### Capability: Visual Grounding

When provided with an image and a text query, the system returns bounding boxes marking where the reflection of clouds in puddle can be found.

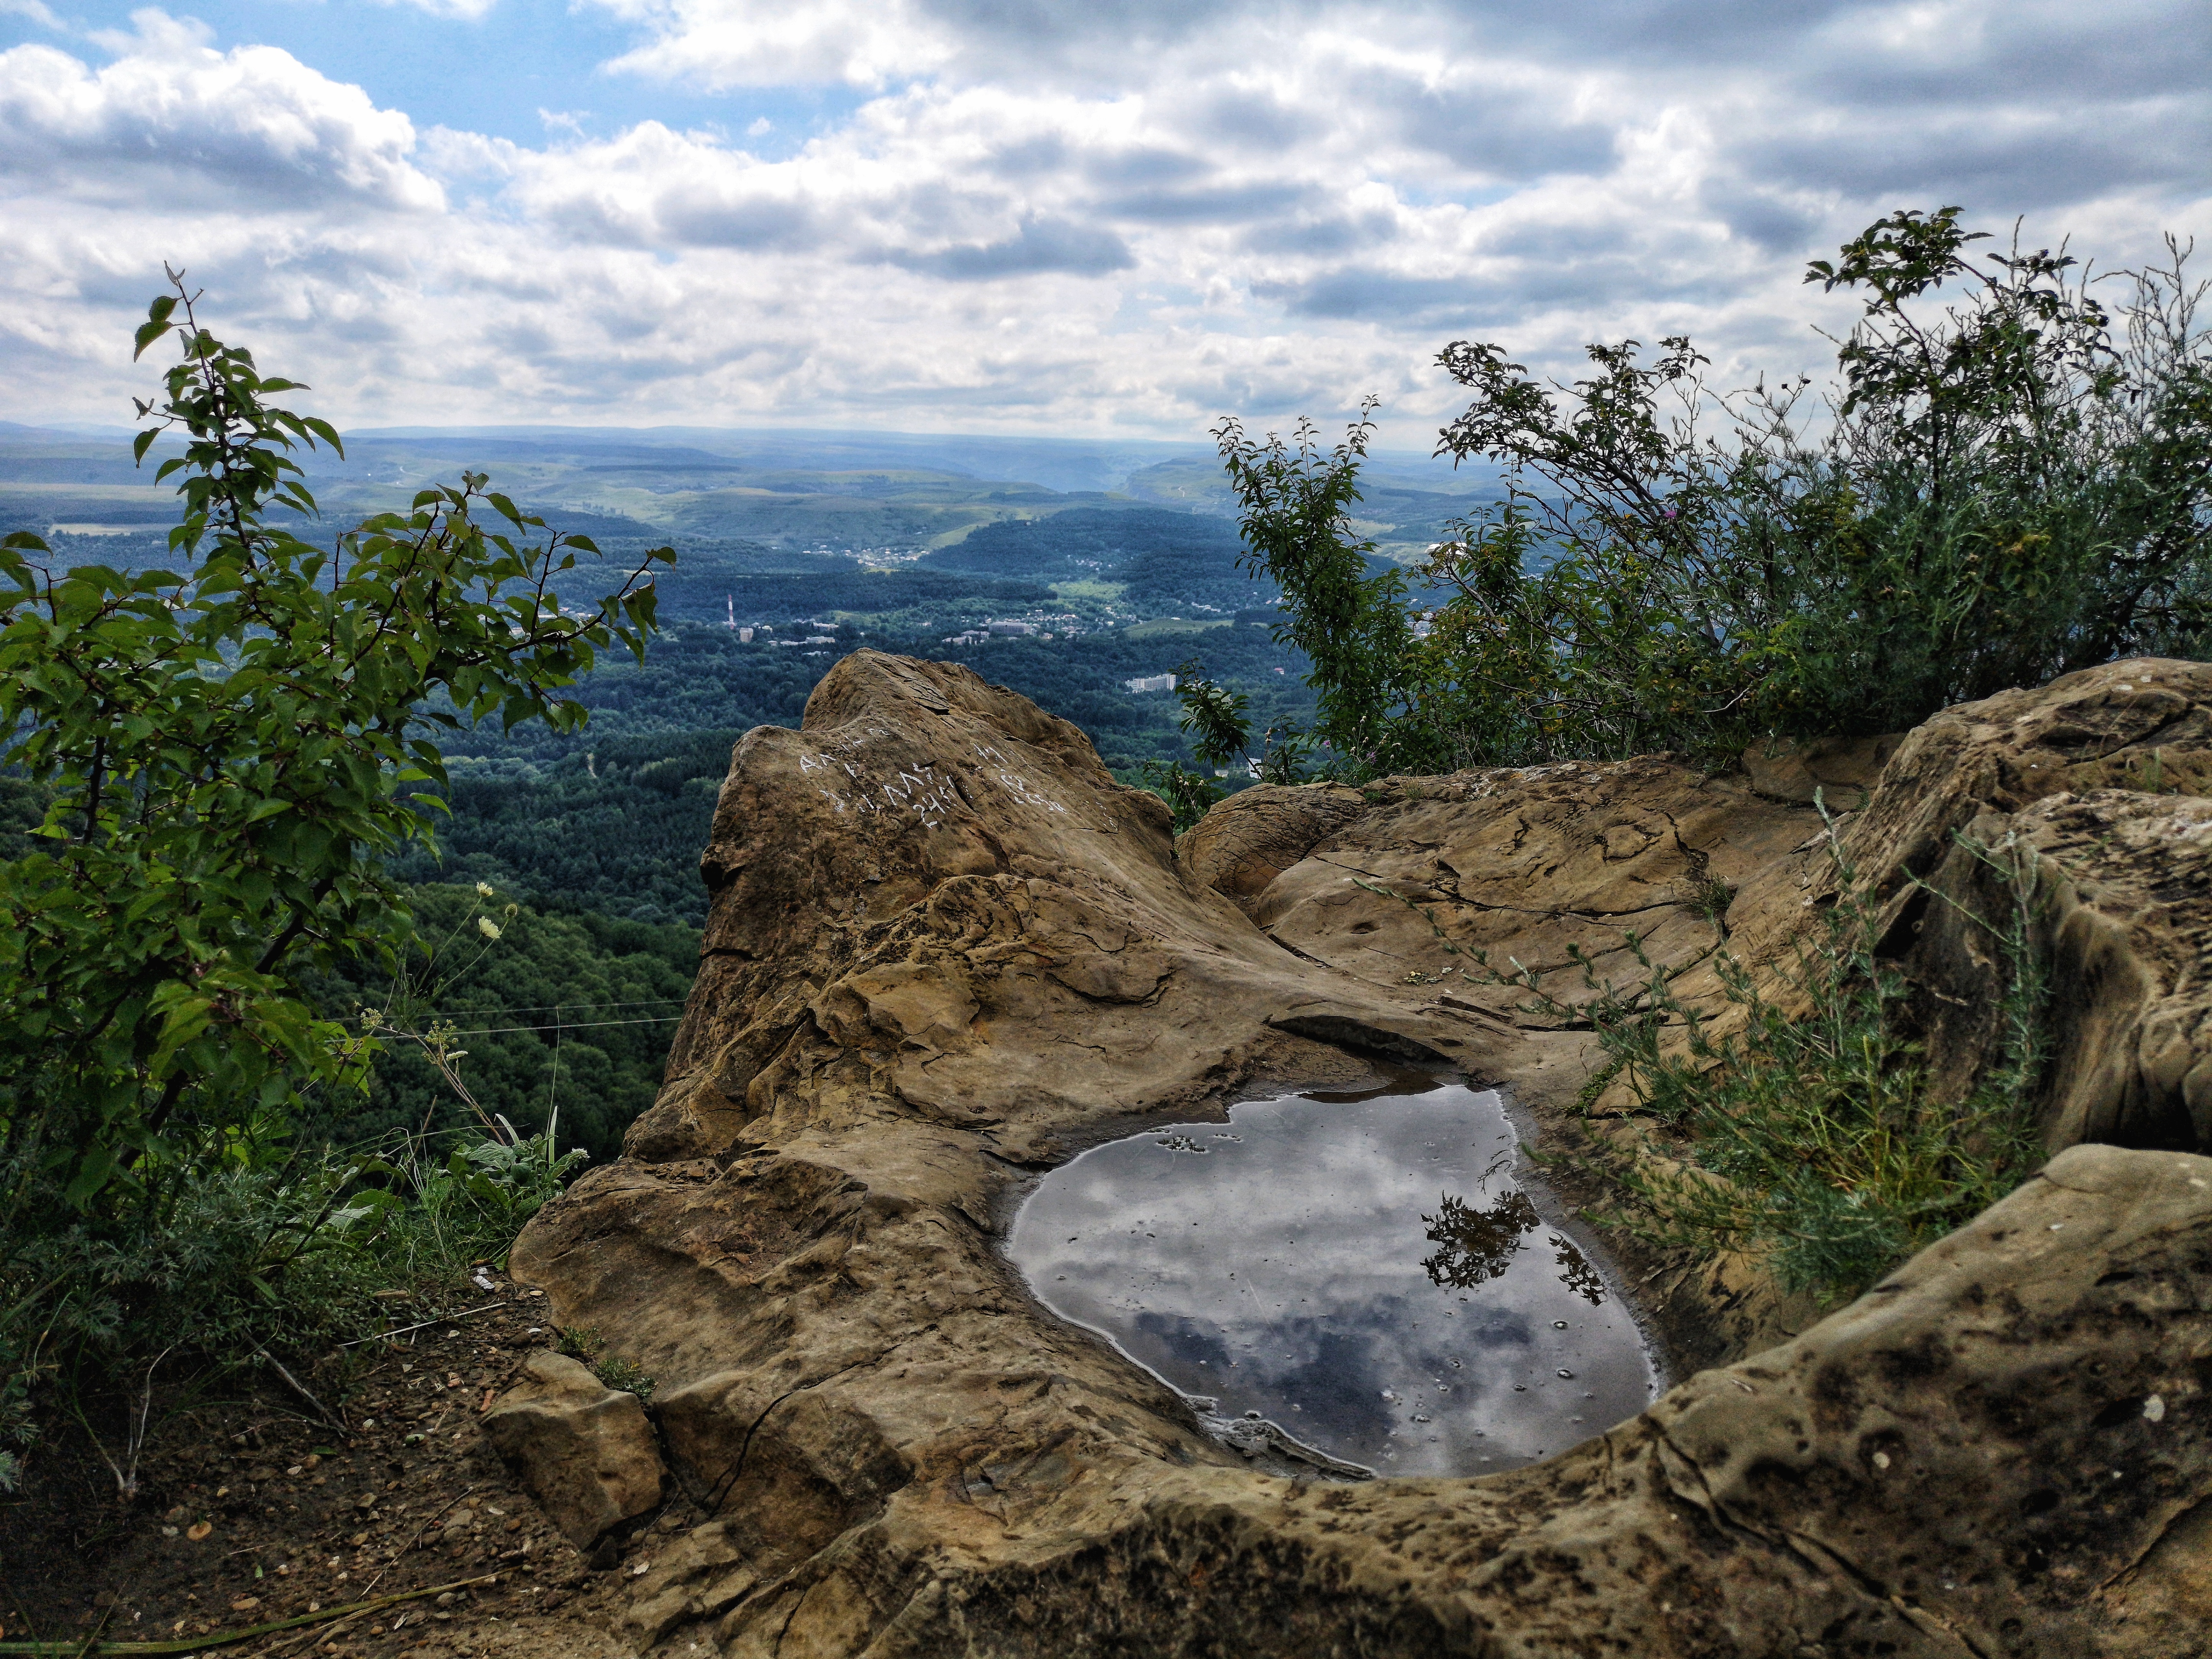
[1130,1300,1536,1455]
[1010,1084,1658,1477]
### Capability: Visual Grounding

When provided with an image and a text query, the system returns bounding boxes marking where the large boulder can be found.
[1175,780,1368,908]
[504,650,2212,1656]
[615,651,1497,1180]
[480,1350,665,1549]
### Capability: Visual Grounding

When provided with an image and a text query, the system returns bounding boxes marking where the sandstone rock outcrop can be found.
[824,1144,2212,1658]
[502,649,2212,1656]
[1739,731,1904,808]
[480,1350,666,1549]
[616,651,1500,1180]
[1719,659,2212,1155]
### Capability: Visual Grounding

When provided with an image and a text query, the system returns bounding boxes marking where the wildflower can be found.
[477,917,503,941]
[476,881,495,898]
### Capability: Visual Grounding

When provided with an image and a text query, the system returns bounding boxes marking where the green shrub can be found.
[0,273,665,1230]
[0,275,661,1487]
[1223,210,2212,774]
[0,1118,586,1492]
[1214,402,1418,774]
[1567,834,2044,1303]
[1140,657,1315,830]
[350,1125,589,1289]
[1427,217,2210,764]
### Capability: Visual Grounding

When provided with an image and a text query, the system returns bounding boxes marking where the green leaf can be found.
[62,1144,118,1207]
[131,295,177,360]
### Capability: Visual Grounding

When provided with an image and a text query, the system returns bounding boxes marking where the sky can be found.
[1,0,2207,444]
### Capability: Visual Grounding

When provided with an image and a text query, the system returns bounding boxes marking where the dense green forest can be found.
[302,885,697,1161]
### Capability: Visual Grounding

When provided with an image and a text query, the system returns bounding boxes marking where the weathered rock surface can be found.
[1224,756,1809,1018]
[1909,789,2212,1154]
[507,650,2212,1656]
[481,1350,666,1549]
[1174,780,1368,908]
[835,1144,2212,1659]
[1739,731,1904,808]
[617,651,1495,1181]
[1721,659,2212,1156]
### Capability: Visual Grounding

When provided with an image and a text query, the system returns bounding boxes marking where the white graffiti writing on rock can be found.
[790,741,1069,829]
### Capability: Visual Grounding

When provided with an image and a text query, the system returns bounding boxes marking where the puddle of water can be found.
[1007,1080,1659,1477]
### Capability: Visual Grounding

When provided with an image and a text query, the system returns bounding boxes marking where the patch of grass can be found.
[1561,831,2048,1304]
[553,1325,656,1401]
[593,1356,657,1402]
[0,1121,587,1494]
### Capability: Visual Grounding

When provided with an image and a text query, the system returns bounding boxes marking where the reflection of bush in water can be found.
[1421,1190,1537,1287]
[1423,1191,1605,1305]
[1551,1235,1605,1306]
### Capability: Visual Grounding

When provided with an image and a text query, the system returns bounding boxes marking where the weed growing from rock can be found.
[1563,831,2049,1303]
[551,1326,655,1401]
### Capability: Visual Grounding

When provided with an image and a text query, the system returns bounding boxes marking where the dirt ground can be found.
[0,1287,676,1659]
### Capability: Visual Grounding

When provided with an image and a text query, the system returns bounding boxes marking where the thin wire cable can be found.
[337,997,688,1026]
[544,1018,564,1123]
[408,997,690,1016]
[439,1015,683,1036]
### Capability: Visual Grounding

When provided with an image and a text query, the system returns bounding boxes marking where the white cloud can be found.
[0,0,62,29]
[594,0,952,89]
[0,10,443,210]
[367,0,500,21]
[0,0,2204,438]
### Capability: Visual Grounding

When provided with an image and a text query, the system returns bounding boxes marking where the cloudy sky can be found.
[1,0,2206,443]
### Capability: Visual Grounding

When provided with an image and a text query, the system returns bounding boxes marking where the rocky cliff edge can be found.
[505,650,2212,1657]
